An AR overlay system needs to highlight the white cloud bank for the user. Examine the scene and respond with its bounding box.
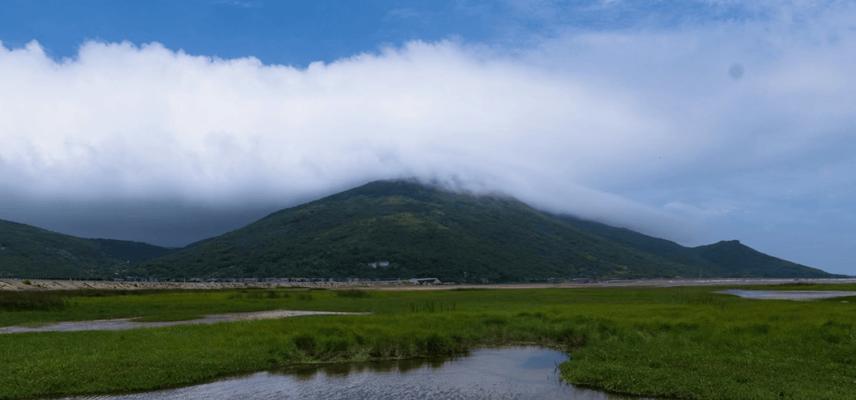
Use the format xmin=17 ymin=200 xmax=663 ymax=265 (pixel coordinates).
xmin=1 ymin=3 xmax=855 ymax=250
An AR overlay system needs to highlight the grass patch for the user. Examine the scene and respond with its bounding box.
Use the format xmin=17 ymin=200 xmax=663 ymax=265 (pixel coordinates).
xmin=0 ymin=292 xmax=65 ymax=312
xmin=0 ymin=285 xmax=855 ymax=399
xmin=228 ymin=289 xmax=291 ymax=300
xmin=335 ymin=289 xmax=370 ymax=298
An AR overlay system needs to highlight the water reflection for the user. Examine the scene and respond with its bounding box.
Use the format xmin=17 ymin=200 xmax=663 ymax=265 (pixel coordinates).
xmin=0 ymin=310 xmax=362 ymax=335
xmin=73 ymin=347 xmax=632 ymax=399
xmin=720 ymin=289 xmax=856 ymax=300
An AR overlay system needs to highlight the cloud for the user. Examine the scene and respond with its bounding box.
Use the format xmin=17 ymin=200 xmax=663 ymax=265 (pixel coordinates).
xmin=1 ymin=2 xmax=855 ymax=263
xmin=0 ymin=39 xmax=682 ymax=229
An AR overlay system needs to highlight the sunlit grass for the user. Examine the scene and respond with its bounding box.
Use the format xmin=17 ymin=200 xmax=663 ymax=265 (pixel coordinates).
xmin=1 ymin=285 xmax=854 ymax=399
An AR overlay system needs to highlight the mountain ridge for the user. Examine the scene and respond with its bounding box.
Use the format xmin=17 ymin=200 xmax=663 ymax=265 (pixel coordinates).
xmin=559 ymin=215 xmax=831 ymax=279
xmin=0 ymin=219 xmax=171 ymax=279
xmin=135 ymin=180 xmax=834 ymax=281
xmin=0 ymin=180 xmax=837 ymax=280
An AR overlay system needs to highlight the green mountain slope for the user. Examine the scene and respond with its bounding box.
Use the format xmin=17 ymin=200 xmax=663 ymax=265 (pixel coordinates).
xmin=91 ymin=239 xmax=173 ymax=264
xmin=560 ymin=216 xmax=833 ymax=278
xmin=139 ymin=180 xmax=834 ymax=281
xmin=691 ymin=240 xmax=829 ymax=278
xmin=0 ymin=219 xmax=171 ymax=279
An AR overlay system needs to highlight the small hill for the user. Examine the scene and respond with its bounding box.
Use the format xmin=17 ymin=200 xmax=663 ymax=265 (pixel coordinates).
xmin=0 ymin=219 xmax=171 ymax=279
xmin=691 ymin=240 xmax=827 ymax=278
xmin=561 ymin=217 xmax=833 ymax=279
xmin=91 ymin=239 xmax=173 ymax=264
xmin=138 ymin=180 xmax=834 ymax=281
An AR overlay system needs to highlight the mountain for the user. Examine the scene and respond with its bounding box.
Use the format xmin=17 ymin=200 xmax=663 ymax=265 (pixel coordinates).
xmin=91 ymin=239 xmax=174 ymax=264
xmin=560 ymin=216 xmax=832 ymax=278
xmin=691 ymin=240 xmax=827 ymax=278
xmin=0 ymin=219 xmax=171 ymax=279
xmin=138 ymin=180 xmax=833 ymax=281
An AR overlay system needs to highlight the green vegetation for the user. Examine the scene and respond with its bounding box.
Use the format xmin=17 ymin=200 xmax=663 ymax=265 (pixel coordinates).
xmin=335 ymin=289 xmax=371 ymax=298
xmin=0 ymin=181 xmax=833 ymax=281
xmin=0 ymin=219 xmax=171 ymax=279
xmin=0 ymin=291 xmax=66 ymax=312
xmin=140 ymin=180 xmax=832 ymax=281
xmin=563 ymin=215 xmax=833 ymax=278
xmin=1 ymin=285 xmax=855 ymax=399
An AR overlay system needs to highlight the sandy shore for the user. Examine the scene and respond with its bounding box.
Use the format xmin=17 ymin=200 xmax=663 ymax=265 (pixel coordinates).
xmin=1 ymin=277 xmax=854 ymax=292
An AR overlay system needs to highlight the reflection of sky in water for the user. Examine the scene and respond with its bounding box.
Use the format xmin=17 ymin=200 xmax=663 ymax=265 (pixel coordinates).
xmin=720 ymin=290 xmax=856 ymax=301
xmin=72 ymin=347 xmax=632 ymax=400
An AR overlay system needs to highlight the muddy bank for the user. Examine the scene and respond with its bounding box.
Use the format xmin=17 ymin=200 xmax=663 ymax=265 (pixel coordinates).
xmin=0 ymin=309 xmax=365 ymax=334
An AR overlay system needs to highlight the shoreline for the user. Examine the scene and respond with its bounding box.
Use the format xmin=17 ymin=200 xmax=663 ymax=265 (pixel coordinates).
xmin=2 ymin=277 xmax=855 ymax=291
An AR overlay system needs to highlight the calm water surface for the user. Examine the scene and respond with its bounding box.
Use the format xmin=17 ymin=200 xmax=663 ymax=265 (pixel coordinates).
xmin=720 ymin=289 xmax=856 ymax=300
xmin=72 ymin=347 xmax=631 ymax=399
xmin=0 ymin=310 xmax=364 ymax=335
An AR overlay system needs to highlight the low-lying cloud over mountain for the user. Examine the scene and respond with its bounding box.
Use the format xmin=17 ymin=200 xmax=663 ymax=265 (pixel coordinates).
xmin=1 ymin=1 xmax=855 ymax=273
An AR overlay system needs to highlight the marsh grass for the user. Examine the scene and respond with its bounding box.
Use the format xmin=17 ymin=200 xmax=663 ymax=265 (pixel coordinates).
xmin=228 ymin=290 xmax=290 ymax=300
xmin=0 ymin=291 xmax=65 ymax=312
xmin=1 ymin=285 xmax=855 ymax=399
xmin=335 ymin=289 xmax=370 ymax=298
xmin=408 ymin=301 xmax=456 ymax=313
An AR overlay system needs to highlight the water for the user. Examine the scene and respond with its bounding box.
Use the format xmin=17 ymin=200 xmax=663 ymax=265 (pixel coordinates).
xmin=71 ymin=347 xmax=631 ymax=399
xmin=720 ymin=289 xmax=856 ymax=300
xmin=0 ymin=310 xmax=364 ymax=334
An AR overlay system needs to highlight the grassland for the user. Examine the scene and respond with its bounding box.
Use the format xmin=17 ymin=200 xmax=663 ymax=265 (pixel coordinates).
xmin=1 ymin=285 xmax=855 ymax=399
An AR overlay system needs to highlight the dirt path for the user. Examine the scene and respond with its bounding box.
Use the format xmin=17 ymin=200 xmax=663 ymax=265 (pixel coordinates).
xmin=0 ymin=310 xmax=366 ymax=334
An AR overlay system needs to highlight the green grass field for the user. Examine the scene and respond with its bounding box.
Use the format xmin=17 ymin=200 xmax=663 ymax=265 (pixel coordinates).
xmin=1 ymin=285 xmax=855 ymax=399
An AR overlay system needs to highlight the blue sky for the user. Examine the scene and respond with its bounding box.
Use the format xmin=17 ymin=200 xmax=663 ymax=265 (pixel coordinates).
xmin=0 ymin=1 xmax=854 ymax=274
xmin=0 ymin=0 xmax=765 ymax=65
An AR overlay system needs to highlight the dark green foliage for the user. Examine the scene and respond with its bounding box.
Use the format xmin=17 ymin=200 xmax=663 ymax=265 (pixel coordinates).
xmin=140 ymin=180 xmax=832 ymax=281
xmin=228 ymin=289 xmax=290 ymax=300
xmin=292 ymin=333 xmax=317 ymax=355
xmin=691 ymin=240 xmax=828 ymax=278
xmin=563 ymin=216 xmax=833 ymax=278
xmin=90 ymin=239 xmax=173 ymax=264
xmin=0 ymin=291 xmax=65 ymax=311
xmin=0 ymin=219 xmax=171 ymax=279
xmin=409 ymin=301 xmax=456 ymax=313
xmin=335 ymin=289 xmax=371 ymax=298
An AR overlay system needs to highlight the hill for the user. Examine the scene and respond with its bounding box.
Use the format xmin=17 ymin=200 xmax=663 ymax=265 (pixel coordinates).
xmin=91 ymin=239 xmax=173 ymax=264
xmin=0 ymin=219 xmax=171 ymax=279
xmin=691 ymin=240 xmax=827 ymax=278
xmin=138 ymin=180 xmax=833 ymax=281
xmin=561 ymin=216 xmax=833 ymax=278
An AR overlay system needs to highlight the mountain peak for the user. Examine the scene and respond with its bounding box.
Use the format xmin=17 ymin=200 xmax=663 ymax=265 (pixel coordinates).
xmin=1 ymin=182 xmax=835 ymax=280
xmin=712 ymin=239 xmax=744 ymax=247
xmin=135 ymin=182 xmax=833 ymax=281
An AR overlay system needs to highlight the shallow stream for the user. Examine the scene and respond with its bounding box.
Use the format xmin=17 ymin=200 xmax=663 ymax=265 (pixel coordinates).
xmin=70 ymin=347 xmax=632 ymax=399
